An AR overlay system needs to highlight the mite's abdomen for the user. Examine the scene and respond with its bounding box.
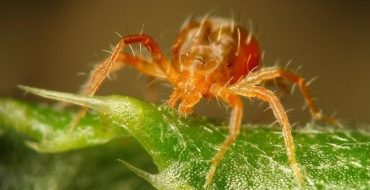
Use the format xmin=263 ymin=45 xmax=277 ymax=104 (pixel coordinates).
xmin=229 ymin=25 xmax=261 ymax=83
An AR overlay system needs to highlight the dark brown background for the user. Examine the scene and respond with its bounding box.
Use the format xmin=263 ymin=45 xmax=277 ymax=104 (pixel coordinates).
xmin=1 ymin=0 xmax=369 ymax=124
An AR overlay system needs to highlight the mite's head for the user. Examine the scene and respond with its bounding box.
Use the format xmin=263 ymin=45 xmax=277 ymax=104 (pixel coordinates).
xmin=172 ymin=17 xmax=261 ymax=91
xmin=178 ymin=42 xmax=226 ymax=75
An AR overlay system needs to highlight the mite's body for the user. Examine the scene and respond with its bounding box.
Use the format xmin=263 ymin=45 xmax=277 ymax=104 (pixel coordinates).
xmin=71 ymin=16 xmax=334 ymax=188
xmin=172 ymin=17 xmax=260 ymax=94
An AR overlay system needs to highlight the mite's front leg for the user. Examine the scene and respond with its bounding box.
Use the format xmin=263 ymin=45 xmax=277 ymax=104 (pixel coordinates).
xmin=69 ymin=53 xmax=167 ymax=129
xmin=229 ymin=84 xmax=303 ymax=188
xmin=167 ymin=88 xmax=202 ymax=116
xmin=205 ymin=84 xmax=243 ymax=188
xmin=177 ymin=92 xmax=202 ymax=116
xmin=167 ymin=88 xmax=183 ymax=109
xmin=68 ymin=40 xmax=126 ymax=130
xmin=69 ymin=34 xmax=178 ymax=130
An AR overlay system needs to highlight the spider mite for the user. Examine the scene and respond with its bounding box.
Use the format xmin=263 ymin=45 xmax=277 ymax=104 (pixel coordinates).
xmin=71 ymin=16 xmax=331 ymax=187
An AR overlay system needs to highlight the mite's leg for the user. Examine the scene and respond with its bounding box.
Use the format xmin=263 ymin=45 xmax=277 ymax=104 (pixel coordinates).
xmin=113 ymin=53 xmax=167 ymax=79
xmin=82 ymin=34 xmax=176 ymax=97
xmin=229 ymin=84 xmax=303 ymax=187
xmin=69 ymin=53 xmax=169 ymax=130
xmin=167 ymin=88 xmax=183 ymax=109
xmin=177 ymin=92 xmax=202 ymax=116
xmin=167 ymin=89 xmax=202 ymax=116
xmin=247 ymin=67 xmax=335 ymax=123
xmin=205 ymin=85 xmax=243 ymax=188
xmin=111 ymin=54 xmax=163 ymax=102
xmin=69 ymin=34 xmax=177 ymax=129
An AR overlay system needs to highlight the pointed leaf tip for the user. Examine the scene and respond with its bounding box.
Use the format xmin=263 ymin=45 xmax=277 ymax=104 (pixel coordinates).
xmin=119 ymin=160 xmax=192 ymax=189
xmin=118 ymin=159 xmax=153 ymax=182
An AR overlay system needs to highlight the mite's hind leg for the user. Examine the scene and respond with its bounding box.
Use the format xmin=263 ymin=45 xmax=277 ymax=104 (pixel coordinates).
xmin=229 ymin=84 xmax=303 ymax=187
xmin=247 ymin=67 xmax=338 ymax=125
xmin=205 ymin=85 xmax=244 ymax=188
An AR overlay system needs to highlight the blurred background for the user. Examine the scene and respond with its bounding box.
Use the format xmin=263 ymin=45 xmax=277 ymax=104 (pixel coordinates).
xmin=0 ymin=0 xmax=369 ymax=124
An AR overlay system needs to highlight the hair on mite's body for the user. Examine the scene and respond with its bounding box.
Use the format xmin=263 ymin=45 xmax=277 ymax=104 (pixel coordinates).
xmin=70 ymin=16 xmax=336 ymax=188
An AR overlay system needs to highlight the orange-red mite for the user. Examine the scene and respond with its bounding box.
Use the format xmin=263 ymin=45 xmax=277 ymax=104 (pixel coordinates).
xmin=172 ymin=17 xmax=260 ymax=86
xmin=71 ymin=16 xmax=334 ymax=188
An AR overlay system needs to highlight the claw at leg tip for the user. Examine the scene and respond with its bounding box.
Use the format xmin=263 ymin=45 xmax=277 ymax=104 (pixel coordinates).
xmin=204 ymin=165 xmax=216 ymax=189
xmin=291 ymin=163 xmax=304 ymax=189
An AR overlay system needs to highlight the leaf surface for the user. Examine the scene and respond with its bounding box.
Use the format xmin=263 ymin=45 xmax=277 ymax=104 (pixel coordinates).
xmin=0 ymin=86 xmax=369 ymax=189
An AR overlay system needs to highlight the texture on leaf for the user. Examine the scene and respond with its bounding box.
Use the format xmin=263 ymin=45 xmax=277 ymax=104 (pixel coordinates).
xmin=0 ymin=86 xmax=369 ymax=189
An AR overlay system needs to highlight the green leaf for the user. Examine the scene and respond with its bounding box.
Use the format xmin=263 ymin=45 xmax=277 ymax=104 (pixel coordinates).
xmin=0 ymin=98 xmax=127 ymax=153
xmin=1 ymin=86 xmax=370 ymax=189
xmin=0 ymin=133 xmax=155 ymax=190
